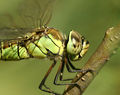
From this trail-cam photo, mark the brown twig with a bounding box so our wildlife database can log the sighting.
[63,25,120,95]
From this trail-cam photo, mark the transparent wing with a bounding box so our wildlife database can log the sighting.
[0,27,33,39]
[18,0,55,28]
[0,0,55,39]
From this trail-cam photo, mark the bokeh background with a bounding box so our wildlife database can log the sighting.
[0,0,120,95]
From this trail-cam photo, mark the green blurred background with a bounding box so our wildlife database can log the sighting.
[0,0,120,95]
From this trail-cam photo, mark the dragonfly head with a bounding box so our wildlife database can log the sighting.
[66,30,89,61]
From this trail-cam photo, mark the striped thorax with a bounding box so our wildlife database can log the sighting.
[0,27,89,61]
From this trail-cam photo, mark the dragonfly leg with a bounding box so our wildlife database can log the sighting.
[56,57,83,82]
[67,57,94,77]
[54,57,93,85]
[67,57,83,72]
[67,57,92,73]
[39,60,60,95]
[59,59,71,81]
[59,58,74,81]
[54,59,77,85]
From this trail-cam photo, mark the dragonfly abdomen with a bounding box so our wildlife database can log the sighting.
[0,41,30,60]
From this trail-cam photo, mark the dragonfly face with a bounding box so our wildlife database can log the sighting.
[67,30,89,61]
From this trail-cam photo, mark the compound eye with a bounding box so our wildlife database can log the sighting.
[67,30,82,55]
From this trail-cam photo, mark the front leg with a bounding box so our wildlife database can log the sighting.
[67,57,83,72]
[54,58,78,85]
[67,57,93,73]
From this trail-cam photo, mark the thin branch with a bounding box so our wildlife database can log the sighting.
[63,25,120,95]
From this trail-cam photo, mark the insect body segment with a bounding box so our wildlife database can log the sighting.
[0,40,29,60]
[0,28,64,60]
[67,30,89,61]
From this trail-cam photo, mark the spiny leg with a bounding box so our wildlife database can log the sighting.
[67,57,83,72]
[39,60,60,95]
[60,57,93,81]
[54,58,77,85]
[67,56,94,75]
[59,57,74,81]
[53,58,92,95]
[52,56,93,94]
[59,58,70,81]
[54,59,63,85]
[54,57,83,84]
[53,58,89,94]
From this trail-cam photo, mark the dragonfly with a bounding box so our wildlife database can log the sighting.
[0,0,90,94]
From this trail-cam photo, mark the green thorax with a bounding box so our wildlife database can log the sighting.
[0,27,65,60]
